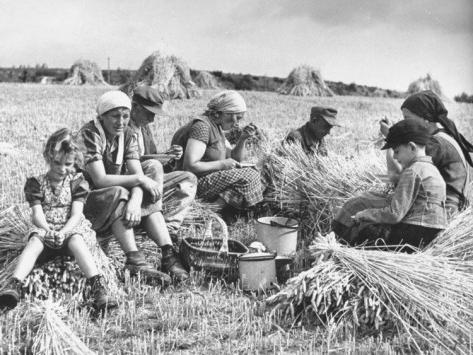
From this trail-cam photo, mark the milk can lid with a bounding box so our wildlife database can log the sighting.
[239,252,276,261]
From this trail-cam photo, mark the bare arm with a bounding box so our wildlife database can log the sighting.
[126,159,145,206]
[230,124,258,161]
[59,201,84,235]
[230,137,248,162]
[85,160,143,189]
[183,138,237,175]
[31,205,51,231]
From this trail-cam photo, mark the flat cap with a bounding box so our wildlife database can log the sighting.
[310,106,339,126]
[381,119,431,150]
[132,86,165,114]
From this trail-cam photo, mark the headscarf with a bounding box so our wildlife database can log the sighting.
[401,90,473,166]
[205,90,247,115]
[96,90,131,116]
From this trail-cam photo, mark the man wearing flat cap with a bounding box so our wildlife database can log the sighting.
[285,106,339,156]
[128,86,198,246]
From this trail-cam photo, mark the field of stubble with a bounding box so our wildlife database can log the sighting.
[0,83,472,354]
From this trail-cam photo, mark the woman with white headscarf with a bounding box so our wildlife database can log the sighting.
[171,90,264,213]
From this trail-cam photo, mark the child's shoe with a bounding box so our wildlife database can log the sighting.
[161,247,189,282]
[125,250,172,287]
[86,275,118,311]
[0,277,22,310]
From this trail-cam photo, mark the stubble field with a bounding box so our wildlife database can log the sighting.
[0,83,472,354]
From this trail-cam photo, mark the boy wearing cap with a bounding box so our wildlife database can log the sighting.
[336,120,447,249]
[128,86,197,244]
[79,90,189,284]
[285,106,339,156]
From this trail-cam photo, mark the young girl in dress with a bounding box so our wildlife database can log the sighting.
[0,128,117,311]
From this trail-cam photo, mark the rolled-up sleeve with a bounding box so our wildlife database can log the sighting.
[361,168,420,224]
[80,127,104,165]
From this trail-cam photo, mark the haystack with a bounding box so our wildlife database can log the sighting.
[64,59,108,86]
[278,65,334,97]
[121,51,200,100]
[407,74,444,98]
[194,71,220,89]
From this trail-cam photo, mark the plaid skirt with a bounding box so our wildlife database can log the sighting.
[197,167,264,209]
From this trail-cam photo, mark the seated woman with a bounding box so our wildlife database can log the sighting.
[334,120,447,251]
[381,90,472,219]
[171,90,264,215]
[285,106,339,156]
[79,90,188,285]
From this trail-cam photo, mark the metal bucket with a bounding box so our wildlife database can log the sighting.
[255,217,298,256]
[239,252,276,291]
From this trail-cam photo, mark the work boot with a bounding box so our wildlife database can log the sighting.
[161,246,189,282]
[86,274,118,311]
[125,250,171,287]
[0,277,22,310]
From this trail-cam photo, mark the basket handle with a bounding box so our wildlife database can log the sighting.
[213,214,229,255]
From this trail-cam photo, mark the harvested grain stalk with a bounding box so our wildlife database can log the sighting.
[0,205,119,301]
[31,301,95,355]
[267,233,473,353]
[260,143,386,235]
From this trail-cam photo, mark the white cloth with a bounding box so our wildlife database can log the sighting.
[207,90,247,113]
[96,91,131,116]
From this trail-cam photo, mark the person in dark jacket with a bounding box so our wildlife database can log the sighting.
[285,106,340,156]
[128,86,197,241]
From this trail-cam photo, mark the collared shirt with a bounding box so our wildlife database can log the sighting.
[285,123,328,156]
[79,120,140,182]
[361,156,447,229]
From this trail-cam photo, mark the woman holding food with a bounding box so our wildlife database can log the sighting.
[171,90,264,212]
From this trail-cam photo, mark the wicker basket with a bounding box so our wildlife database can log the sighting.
[180,214,248,281]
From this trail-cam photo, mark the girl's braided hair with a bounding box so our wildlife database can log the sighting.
[43,128,83,169]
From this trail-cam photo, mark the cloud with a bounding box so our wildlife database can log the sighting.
[230,0,473,34]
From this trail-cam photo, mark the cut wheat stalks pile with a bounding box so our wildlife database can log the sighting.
[0,205,119,300]
[261,143,386,234]
[267,232,473,353]
[424,207,473,260]
[29,300,95,355]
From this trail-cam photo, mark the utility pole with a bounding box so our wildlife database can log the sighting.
[107,57,111,83]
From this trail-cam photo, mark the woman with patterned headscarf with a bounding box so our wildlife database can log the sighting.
[380,90,472,218]
[171,90,264,215]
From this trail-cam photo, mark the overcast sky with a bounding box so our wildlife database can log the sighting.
[1,0,472,96]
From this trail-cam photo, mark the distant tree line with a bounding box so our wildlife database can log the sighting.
[454,92,473,104]
[2,65,470,101]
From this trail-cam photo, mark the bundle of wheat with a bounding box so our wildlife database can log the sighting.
[194,70,220,89]
[261,143,386,235]
[407,74,444,98]
[278,65,334,97]
[64,59,108,86]
[424,206,473,259]
[0,205,119,300]
[267,233,473,353]
[31,301,95,355]
[121,51,200,100]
